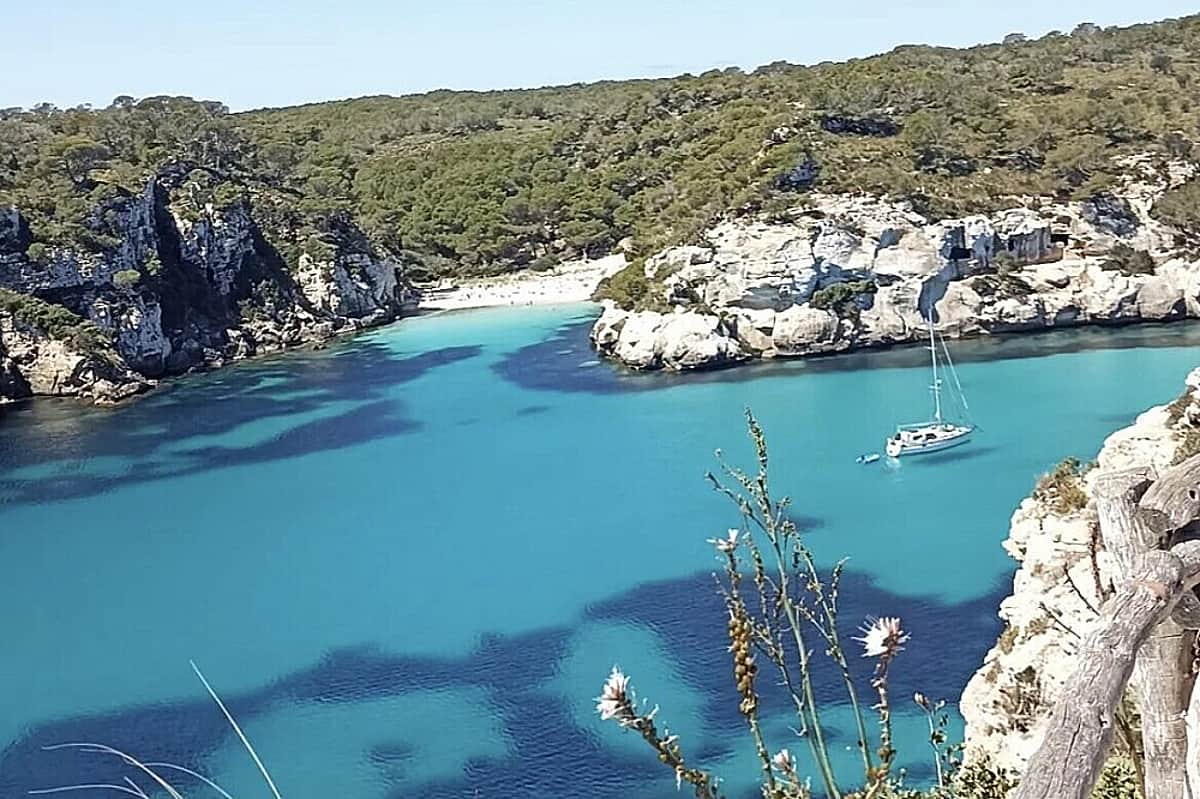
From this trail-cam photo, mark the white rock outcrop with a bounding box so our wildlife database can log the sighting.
[593,160,1200,371]
[593,306,746,370]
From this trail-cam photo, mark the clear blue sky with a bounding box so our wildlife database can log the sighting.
[4,1,1198,112]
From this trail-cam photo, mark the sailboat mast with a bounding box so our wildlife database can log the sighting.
[928,318,942,423]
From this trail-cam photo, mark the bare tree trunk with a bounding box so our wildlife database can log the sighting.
[1186,682,1200,798]
[1016,456,1200,798]
[1013,550,1193,799]
[1095,469,1195,799]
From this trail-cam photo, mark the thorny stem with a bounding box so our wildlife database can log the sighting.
[724,412,842,799]
[1063,565,1102,618]
[687,411,919,799]
[810,555,874,779]
[779,522,874,782]
[634,715,722,799]
[864,656,896,799]
[772,537,842,799]
[916,699,945,788]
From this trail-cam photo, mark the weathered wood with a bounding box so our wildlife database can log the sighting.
[1186,681,1200,798]
[1138,454,1200,539]
[1013,551,1188,799]
[1173,592,1200,628]
[1178,543,1200,799]
[1095,467,1193,799]
[1094,466,1158,559]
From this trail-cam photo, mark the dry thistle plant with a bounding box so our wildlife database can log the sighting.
[595,410,950,799]
[32,661,281,799]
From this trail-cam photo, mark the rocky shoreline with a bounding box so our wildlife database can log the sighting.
[0,168,634,407]
[591,157,1200,372]
[959,366,1200,775]
[0,168,420,406]
[8,152,1200,407]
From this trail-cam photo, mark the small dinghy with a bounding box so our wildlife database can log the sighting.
[856,453,881,465]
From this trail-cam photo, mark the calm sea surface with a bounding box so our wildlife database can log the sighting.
[3,304,1199,798]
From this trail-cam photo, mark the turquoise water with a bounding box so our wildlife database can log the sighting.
[2,304,1199,798]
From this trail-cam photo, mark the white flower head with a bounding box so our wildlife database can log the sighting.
[596,665,635,725]
[855,616,909,659]
[707,528,740,553]
[772,748,797,773]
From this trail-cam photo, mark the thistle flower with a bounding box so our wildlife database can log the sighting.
[596,666,636,726]
[772,748,797,774]
[707,528,740,553]
[855,616,909,658]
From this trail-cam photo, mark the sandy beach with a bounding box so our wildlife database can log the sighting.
[415,254,627,311]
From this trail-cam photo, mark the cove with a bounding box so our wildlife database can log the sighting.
[3,304,1200,799]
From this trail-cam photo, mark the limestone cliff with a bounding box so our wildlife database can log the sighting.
[959,367,1200,774]
[0,309,149,404]
[0,166,417,404]
[593,156,1200,371]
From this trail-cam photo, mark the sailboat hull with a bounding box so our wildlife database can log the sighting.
[882,319,976,459]
[885,424,974,458]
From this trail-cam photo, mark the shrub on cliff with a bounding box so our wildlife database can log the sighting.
[24,242,49,265]
[0,288,112,354]
[594,260,670,312]
[1033,457,1091,515]
[112,269,141,289]
[810,279,878,316]
[1099,243,1155,276]
[1151,177,1200,236]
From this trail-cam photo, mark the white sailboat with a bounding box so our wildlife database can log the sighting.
[884,319,975,458]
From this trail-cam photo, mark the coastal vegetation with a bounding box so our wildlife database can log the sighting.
[810,280,878,316]
[1033,457,1091,514]
[4,14,1200,288]
[0,287,112,353]
[1099,243,1156,276]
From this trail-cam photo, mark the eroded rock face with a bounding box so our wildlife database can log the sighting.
[1082,193,1140,238]
[0,173,416,403]
[0,313,151,404]
[88,295,172,376]
[0,331,31,400]
[172,202,257,298]
[771,305,844,354]
[295,253,407,321]
[593,167,1200,372]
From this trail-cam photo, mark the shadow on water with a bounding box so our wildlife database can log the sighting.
[0,340,483,506]
[785,513,827,532]
[1097,411,1149,426]
[916,445,1000,467]
[0,567,1007,799]
[492,314,1200,396]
